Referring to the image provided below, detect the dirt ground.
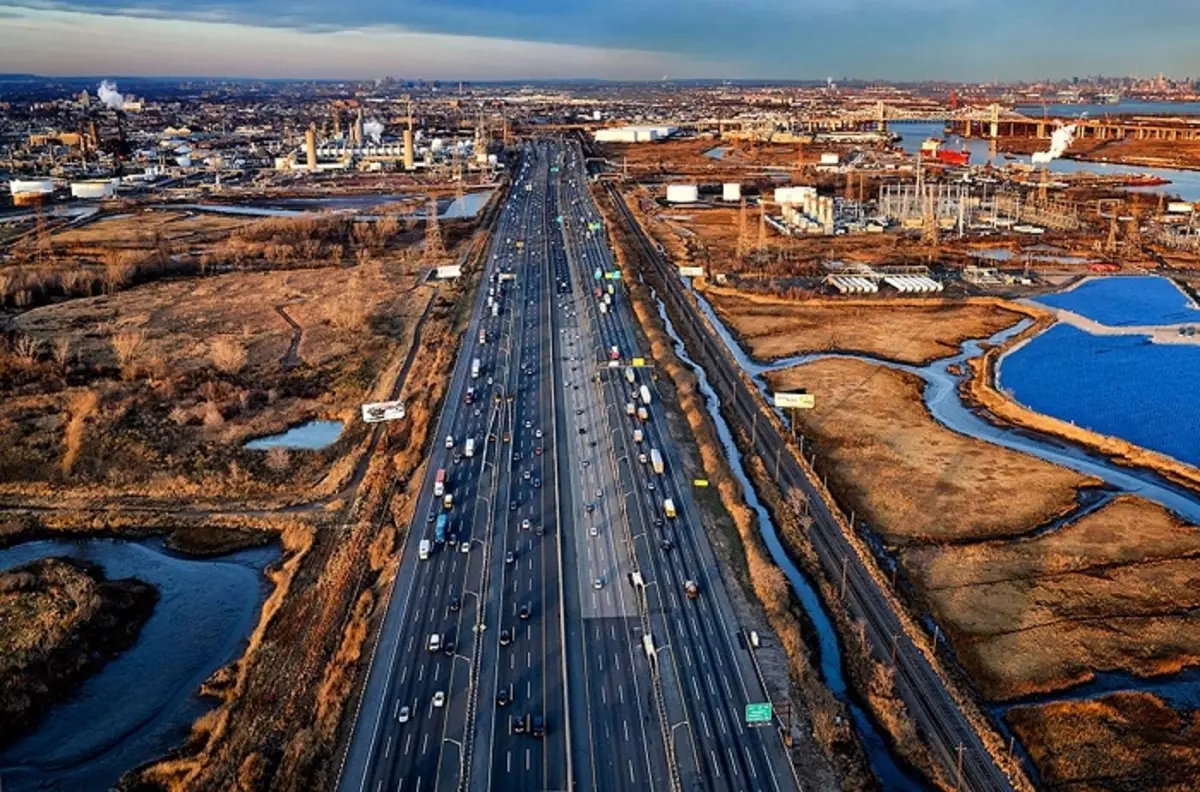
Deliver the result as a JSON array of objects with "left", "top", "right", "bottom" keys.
[
  {"left": 52, "top": 211, "right": 252, "bottom": 248},
  {"left": 1000, "top": 135, "right": 1200, "bottom": 171},
  {"left": 705, "top": 287, "right": 1028, "bottom": 365},
  {"left": 766, "top": 357, "right": 1092, "bottom": 545},
  {"left": 905, "top": 496, "right": 1200, "bottom": 700},
  {"left": 1, "top": 258, "right": 432, "bottom": 501},
  {"left": 1007, "top": 692, "right": 1200, "bottom": 791},
  {"left": 599, "top": 137, "right": 838, "bottom": 179}
]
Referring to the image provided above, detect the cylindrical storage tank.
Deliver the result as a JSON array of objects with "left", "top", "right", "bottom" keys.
[
  {"left": 666, "top": 184, "right": 699, "bottom": 204},
  {"left": 723, "top": 183, "right": 741, "bottom": 202},
  {"left": 9, "top": 178, "right": 54, "bottom": 197},
  {"left": 70, "top": 179, "right": 117, "bottom": 199}
]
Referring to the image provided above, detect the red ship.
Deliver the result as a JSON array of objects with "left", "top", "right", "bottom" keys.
[{"left": 920, "top": 138, "right": 970, "bottom": 166}]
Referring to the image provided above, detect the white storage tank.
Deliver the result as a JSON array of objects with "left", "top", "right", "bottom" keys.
[
  {"left": 819, "top": 152, "right": 840, "bottom": 165},
  {"left": 70, "top": 179, "right": 118, "bottom": 199},
  {"left": 9, "top": 178, "right": 54, "bottom": 197},
  {"left": 666, "top": 184, "right": 699, "bottom": 204},
  {"left": 722, "top": 183, "right": 741, "bottom": 202}
]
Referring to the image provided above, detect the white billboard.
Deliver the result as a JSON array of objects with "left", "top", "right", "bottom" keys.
[
  {"left": 774, "top": 392, "right": 815, "bottom": 409},
  {"left": 361, "top": 400, "right": 406, "bottom": 423},
  {"left": 678, "top": 266, "right": 705, "bottom": 278}
]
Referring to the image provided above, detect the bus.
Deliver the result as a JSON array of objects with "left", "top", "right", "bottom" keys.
[{"left": 435, "top": 514, "right": 448, "bottom": 543}]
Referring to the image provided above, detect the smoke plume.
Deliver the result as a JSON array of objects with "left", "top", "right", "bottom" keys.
[
  {"left": 97, "top": 80, "right": 125, "bottom": 111},
  {"left": 1032, "top": 123, "right": 1078, "bottom": 164},
  {"left": 363, "top": 120, "right": 385, "bottom": 143}
]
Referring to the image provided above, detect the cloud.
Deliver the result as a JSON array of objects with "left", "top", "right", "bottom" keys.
[{"left": 0, "top": 5, "right": 731, "bottom": 79}]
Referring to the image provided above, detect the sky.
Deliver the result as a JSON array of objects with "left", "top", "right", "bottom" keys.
[{"left": 0, "top": 0, "right": 1198, "bottom": 82}]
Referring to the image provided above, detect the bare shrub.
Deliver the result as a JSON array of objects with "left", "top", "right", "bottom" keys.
[
  {"left": 61, "top": 389, "right": 99, "bottom": 475},
  {"left": 210, "top": 337, "right": 248, "bottom": 375},
  {"left": 201, "top": 400, "right": 225, "bottom": 427},
  {"left": 327, "top": 274, "right": 372, "bottom": 331},
  {"left": 13, "top": 335, "right": 41, "bottom": 363},
  {"left": 52, "top": 336, "right": 72, "bottom": 371},
  {"left": 104, "top": 251, "right": 137, "bottom": 294},
  {"left": 265, "top": 446, "right": 290, "bottom": 473},
  {"left": 111, "top": 330, "right": 146, "bottom": 380}
]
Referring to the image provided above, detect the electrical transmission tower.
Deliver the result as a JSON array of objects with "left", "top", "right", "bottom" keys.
[
  {"left": 424, "top": 198, "right": 447, "bottom": 261},
  {"left": 736, "top": 198, "right": 750, "bottom": 259}
]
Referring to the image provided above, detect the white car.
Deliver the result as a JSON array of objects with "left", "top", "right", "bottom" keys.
[
  {"left": 461, "top": 541, "right": 470, "bottom": 554},
  {"left": 433, "top": 691, "right": 446, "bottom": 708},
  {"left": 593, "top": 578, "right": 604, "bottom": 590},
  {"left": 398, "top": 705, "right": 411, "bottom": 723},
  {"left": 535, "top": 429, "right": 543, "bottom": 438},
  {"left": 445, "top": 435, "right": 454, "bottom": 449},
  {"left": 590, "top": 525, "right": 598, "bottom": 537}
]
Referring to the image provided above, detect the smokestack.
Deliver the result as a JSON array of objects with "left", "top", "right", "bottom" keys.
[
  {"left": 353, "top": 107, "right": 364, "bottom": 148},
  {"left": 332, "top": 106, "right": 341, "bottom": 139},
  {"left": 305, "top": 125, "right": 317, "bottom": 172},
  {"left": 403, "top": 104, "right": 415, "bottom": 170}
]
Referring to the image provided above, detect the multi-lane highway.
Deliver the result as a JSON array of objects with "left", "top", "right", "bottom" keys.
[{"left": 340, "top": 139, "right": 801, "bottom": 792}]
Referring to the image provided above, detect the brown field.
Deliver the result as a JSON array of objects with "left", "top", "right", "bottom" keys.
[
  {"left": 1007, "top": 692, "right": 1200, "bottom": 791},
  {"left": 905, "top": 496, "right": 1200, "bottom": 700},
  {"left": 52, "top": 210, "right": 252, "bottom": 247},
  {"left": 600, "top": 137, "right": 829, "bottom": 177},
  {"left": 1, "top": 260, "right": 432, "bottom": 501},
  {"left": 1001, "top": 134, "right": 1200, "bottom": 171},
  {"left": 766, "top": 357, "right": 1092, "bottom": 544},
  {"left": 705, "top": 287, "right": 1027, "bottom": 365},
  {"left": 0, "top": 556, "right": 156, "bottom": 744}
]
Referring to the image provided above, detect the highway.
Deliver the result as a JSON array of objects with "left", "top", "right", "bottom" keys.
[
  {"left": 601, "top": 173, "right": 1018, "bottom": 792},
  {"left": 340, "top": 138, "right": 803, "bottom": 792}
]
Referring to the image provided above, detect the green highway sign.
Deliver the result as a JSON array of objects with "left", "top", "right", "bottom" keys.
[
  {"left": 745, "top": 702, "right": 773, "bottom": 725},
  {"left": 605, "top": 271, "right": 622, "bottom": 280}
]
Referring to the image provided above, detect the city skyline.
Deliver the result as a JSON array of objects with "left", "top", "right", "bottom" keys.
[{"left": 1, "top": 1, "right": 1199, "bottom": 82}]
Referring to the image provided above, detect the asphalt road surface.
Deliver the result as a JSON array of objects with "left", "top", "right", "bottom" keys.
[{"left": 339, "top": 139, "right": 802, "bottom": 792}]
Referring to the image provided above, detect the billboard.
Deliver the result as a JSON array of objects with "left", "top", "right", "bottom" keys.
[
  {"left": 678, "top": 266, "right": 705, "bottom": 278},
  {"left": 631, "top": 357, "right": 647, "bottom": 368},
  {"left": 774, "top": 392, "right": 815, "bottom": 410},
  {"left": 361, "top": 400, "right": 406, "bottom": 423},
  {"left": 605, "top": 270, "right": 622, "bottom": 280}
]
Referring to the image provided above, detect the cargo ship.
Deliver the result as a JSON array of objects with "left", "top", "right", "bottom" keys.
[
  {"left": 1121, "top": 173, "right": 1171, "bottom": 187},
  {"left": 920, "top": 138, "right": 970, "bottom": 166}
]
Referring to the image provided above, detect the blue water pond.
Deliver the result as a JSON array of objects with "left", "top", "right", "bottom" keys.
[{"left": 1032, "top": 276, "right": 1200, "bottom": 327}]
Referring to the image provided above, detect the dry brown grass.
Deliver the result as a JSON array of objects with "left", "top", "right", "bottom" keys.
[
  {"left": 52, "top": 211, "right": 251, "bottom": 247},
  {"left": 1006, "top": 692, "right": 1200, "bottom": 791},
  {"left": 1, "top": 261, "right": 430, "bottom": 501},
  {"left": 905, "top": 496, "right": 1200, "bottom": 701},
  {"left": 704, "top": 286, "right": 1028, "bottom": 365},
  {"left": 767, "top": 357, "right": 1093, "bottom": 544}
]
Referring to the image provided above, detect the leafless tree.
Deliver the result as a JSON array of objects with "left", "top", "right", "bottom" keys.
[
  {"left": 210, "top": 337, "right": 248, "bottom": 375},
  {"left": 14, "top": 335, "right": 41, "bottom": 363},
  {"left": 52, "top": 336, "right": 72, "bottom": 371},
  {"left": 265, "top": 446, "right": 290, "bottom": 473}
]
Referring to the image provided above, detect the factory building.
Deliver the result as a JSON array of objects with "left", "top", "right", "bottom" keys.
[{"left": 593, "top": 125, "right": 678, "bottom": 143}]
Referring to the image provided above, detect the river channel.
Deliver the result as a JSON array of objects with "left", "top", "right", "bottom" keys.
[{"left": 0, "top": 538, "right": 278, "bottom": 792}]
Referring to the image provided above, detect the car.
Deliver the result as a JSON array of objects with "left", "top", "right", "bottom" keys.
[
  {"left": 575, "top": 409, "right": 584, "bottom": 416},
  {"left": 519, "top": 604, "right": 531, "bottom": 620},
  {"left": 443, "top": 639, "right": 455, "bottom": 655},
  {"left": 662, "top": 539, "right": 673, "bottom": 551},
  {"left": 524, "top": 420, "right": 533, "bottom": 429},
  {"left": 590, "top": 525, "right": 598, "bottom": 537},
  {"left": 475, "top": 408, "right": 481, "bottom": 416},
  {"left": 654, "top": 517, "right": 665, "bottom": 528},
  {"left": 593, "top": 578, "right": 604, "bottom": 590},
  {"left": 535, "top": 524, "right": 544, "bottom": 536},
  {"left": 500, "top": 629, "right": 512, "bottom": 646},
  {"left": 595, "top": 488, "right": 603, "bottom": 498},
  {"left": 449, "top": 596, "right": 461, "bottom": 612},
  {"left": 534, "top": 447, "right": 543, "bottom": 456},
  {"left": 453, "top": 453, "right": 462, "bottom": 464},
  {"left": 533, "top": 478, "right": 541, "bottom": 489},
  {"left": 427, "top": 512, "right": 437, "bottom": 524},
  {"left": 578, "top": 427, "right": 586, "bottom": 435},
  {"left": 461, "top": 541, "right": 470, "bottom": 554},
  {"left": 445, "top": 435, "right": 455, "bottom": 449},
  {"left": 505, "top": 550, "right": 515, "bottom": 564},
  {"left": 398, "top": 705, "right": 411, "bottom": 723},
  {"left": 433, "top": 691, "right": 445, "bottom": 708},
  {"left": 586, "top": 503, "right": 595, "bottom": 513},
  {"left": 513, "top": 451, "right": 522, "bottom": 462},
  {"left": 523, "top": 470, "right": 531, "bottom": 481},
  {"left": 535, "top": 429, "right": 543, "bottom": 438},
  {"left": 521, "top": 518, "right": 531, "bottom": 531},
  {"left": 647, "top": 482, "right": 656, "bottom": 491},
  {"left": 428, "top": 633, "right": 441, "bottom": 652},
  {"left": 510, "top": 500, "right": 518, "bottom": 511},
  {"left": 497, "top": 688, "right": 511, "bottom": 707},
  {"left": 531, "top": 714, "right": 545, "bottom": 737},
  {"left": 511, "top": 715, "right": 525, "bottom": 734}
]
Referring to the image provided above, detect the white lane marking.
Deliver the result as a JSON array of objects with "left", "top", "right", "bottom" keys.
[
  {"left": 526, "top": 749, "right": 531, "bottom": 771},
  {"left": 404, "top": 734, "right": 413, "bottom": 755},
  {"left": 728, "top": 747, "right": 739, "bottom": 776},
  {"left": 711, "top": 750, "right": 722, "bottom": 778},
  {"left": 623, "top": 719, "right": 630, "bottom": 742},
  {"left": 601, "top": 685, "right": 607, "bottom": 705},
  {"left": 701, "top": 711, "right": 711, "bottom": 738},
  {"left": 417, "top": 665, "right": 425, "bottom": 682},
  {"left": 385, "top": 735, "right": 393, "bottom": 759}
]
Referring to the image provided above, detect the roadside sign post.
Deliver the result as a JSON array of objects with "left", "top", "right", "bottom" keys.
[{"left": 745, "top": 702, "right": 773, "bottom": 727}]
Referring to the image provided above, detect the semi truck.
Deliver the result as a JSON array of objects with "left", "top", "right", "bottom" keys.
[
  {"left": 639, "top": 385, "right": 652, "bottom": 405},
  {"left": 435, "top": 514, "right": 448, "bottom": 543},
  {"left": 434, "top": 468, "right": 446, "bottom": 497},
  {"left": 650, "top": 449, "right": 664, "bottom": 475},
  {"left": 663, "top": 498, "right": 677, "bottom": 519}
]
